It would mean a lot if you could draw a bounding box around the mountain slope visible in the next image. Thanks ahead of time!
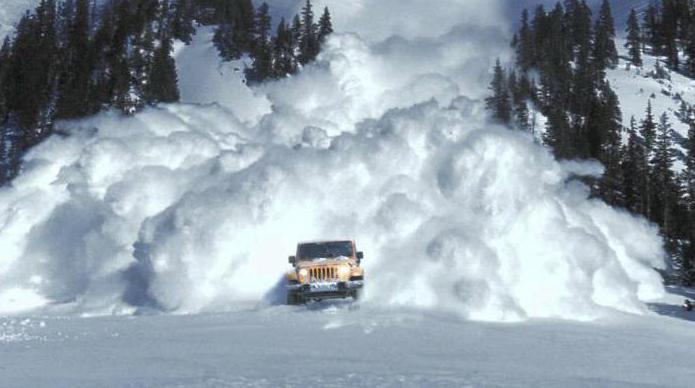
[608,43,695,169]
[0,0,664,320]
[511,0,651,30]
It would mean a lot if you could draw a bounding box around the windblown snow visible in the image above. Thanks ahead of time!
[0,0,666,321]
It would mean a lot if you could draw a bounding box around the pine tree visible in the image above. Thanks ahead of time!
[272,18,296,77]
[291,14,302,49]
[680,121,695,285]
[516,9,534,71]
[485,59,512,125]
[536,3,571,115]
[247,2,273,83]
[255,2,272,46]
[651,113,677,230]
[660,0,679,69]
[0,37,11,122]
[237,0,257,53]
[7,2,59,138]
[643,4,660,54]
[299,0,319,65]
[213,0,256,61]
[597,83,623,204]
[109,1,137,114]
[625,8,642,67]
[147,2,179,106]
[531,4,548,56]
[564,0,592,56]
[569,0,596,123]
[622,117,647,213]
[89,0,97,32]
[685,121,695,210]
[111,56,136,114]
[90,3,117,111]
[56,0,92,119]
[171,0,195,44]
[543,108,572,159]
[641,101,657,156]
[318,6,333,45]
[58,0,74,42]
[213,23,240,61]
[593,0,618,70]
[131,25,156,106]
[147,36,179,103]
[0,37,12,182]
[509,70,530,131]
[686,23,695,76]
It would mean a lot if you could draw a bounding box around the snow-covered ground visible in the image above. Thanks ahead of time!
[2,288,695,387]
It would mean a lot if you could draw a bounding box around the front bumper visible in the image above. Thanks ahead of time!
[287,280,364,299]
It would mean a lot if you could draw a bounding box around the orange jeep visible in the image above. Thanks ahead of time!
[286,240,365,304]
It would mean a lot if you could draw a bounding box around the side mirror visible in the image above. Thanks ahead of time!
[356,252,364,259]
[289,256,296,264]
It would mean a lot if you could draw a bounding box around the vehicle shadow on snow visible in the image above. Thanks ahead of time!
[648,286,695,322]
[648,303,695,322]
[302,299,359,312]
[260,276,288,306]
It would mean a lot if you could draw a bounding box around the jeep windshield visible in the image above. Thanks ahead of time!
[298,241,353,260]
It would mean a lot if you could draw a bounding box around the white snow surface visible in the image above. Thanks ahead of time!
[0,0,667,322]
[1,297,695,388]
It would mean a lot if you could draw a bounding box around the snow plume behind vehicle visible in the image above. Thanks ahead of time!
[0,0,664,320]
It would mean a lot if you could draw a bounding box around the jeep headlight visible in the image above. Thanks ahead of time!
[338,266,350,277]
[298,268,308,278]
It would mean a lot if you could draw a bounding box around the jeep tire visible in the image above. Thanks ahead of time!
[287,292,304,305]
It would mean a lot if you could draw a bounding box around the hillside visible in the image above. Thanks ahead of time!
[608,42,695,169]
[0,0,664,320]
[512,0,651,24]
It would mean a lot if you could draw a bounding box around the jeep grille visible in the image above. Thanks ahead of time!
[310,267,337,282]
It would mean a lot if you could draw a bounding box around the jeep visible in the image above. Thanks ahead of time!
[286,240,365,304]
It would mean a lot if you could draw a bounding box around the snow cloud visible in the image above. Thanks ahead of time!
[0,0,665,320]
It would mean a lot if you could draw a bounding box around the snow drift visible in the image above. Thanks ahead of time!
[0,0,665,320]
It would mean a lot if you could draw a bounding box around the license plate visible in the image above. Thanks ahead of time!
[310,283,338,291]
